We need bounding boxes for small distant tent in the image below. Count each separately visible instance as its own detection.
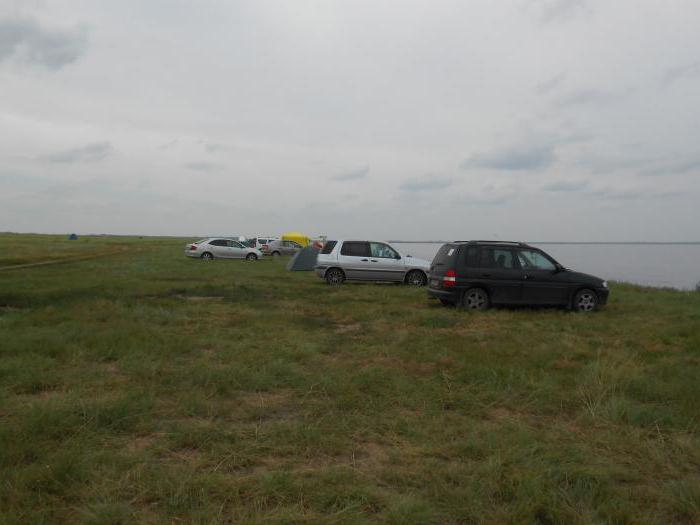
[68,233,78,240]
[286,246,319,271]
[282,231,310,247]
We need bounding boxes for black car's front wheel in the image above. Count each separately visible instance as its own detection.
[461,288,490,310]
[573,289,598,312]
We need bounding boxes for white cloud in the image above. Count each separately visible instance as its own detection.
[0,0,698,240]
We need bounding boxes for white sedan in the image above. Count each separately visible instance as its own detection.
[185,238,263,260]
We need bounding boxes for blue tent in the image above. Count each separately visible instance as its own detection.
[68,233,78,240]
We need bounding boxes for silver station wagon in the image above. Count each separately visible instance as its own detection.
[185,238,263,260]
[314,240,430,285]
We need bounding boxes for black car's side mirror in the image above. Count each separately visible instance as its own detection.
[553,263,564,273]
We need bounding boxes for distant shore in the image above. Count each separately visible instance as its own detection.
[388,240,700,245]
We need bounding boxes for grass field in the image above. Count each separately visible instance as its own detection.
[1,234,699,524]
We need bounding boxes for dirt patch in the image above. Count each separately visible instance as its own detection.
[488,407,517,421]
[352,441,392,468]
[553,358,581,370]
[335,322,363,334]
[177,295,225,302]
[240,390,293,408]
[125,433,164,453]
[17,388,64,402]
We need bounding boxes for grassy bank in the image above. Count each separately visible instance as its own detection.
[1,235,699,523]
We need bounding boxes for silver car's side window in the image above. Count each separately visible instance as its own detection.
[370,243,398,259]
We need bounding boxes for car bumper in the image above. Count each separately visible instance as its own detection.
[596,287,610,305]
[427,286,459,302]
[185,251,200,258]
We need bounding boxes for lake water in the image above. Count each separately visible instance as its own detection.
[393,242,700,291]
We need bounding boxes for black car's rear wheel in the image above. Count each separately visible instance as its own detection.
[573,289,598,312]
[461,288,489,310]
[325,268,345,285]
[405,270,427,286]
[201,252,214,260]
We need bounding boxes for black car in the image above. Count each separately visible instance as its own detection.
[427,241,609,312]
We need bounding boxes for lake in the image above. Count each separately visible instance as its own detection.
[392,242,700,291]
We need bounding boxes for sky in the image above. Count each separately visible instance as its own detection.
[1,0,699,241]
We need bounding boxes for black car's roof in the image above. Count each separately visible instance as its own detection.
[450,240,536,249]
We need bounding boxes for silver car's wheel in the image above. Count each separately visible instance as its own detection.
[271,251,281,257]
[201,252,214,260]
[325,268,345,285]
[405,270,427,286]
[246,253,257,261]
[462,288,489,310]
[573,289,598,312]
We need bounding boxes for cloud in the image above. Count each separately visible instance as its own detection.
[638,157,700,177]
[528,0,590,22]
[461,143,557,171]
[543,180,589,192]
[185,161,223,172]
[331,165,369,182]
[557,88,629,107]
[535,72,567,95]
[661,61,700,87]
[399,175,453,192]
[41,142,112,163]
[0,16,87,70]
[586,187,681,201]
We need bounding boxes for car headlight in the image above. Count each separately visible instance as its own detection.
[602,281,608,288]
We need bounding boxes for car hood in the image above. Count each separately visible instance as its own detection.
[560,269,605,286]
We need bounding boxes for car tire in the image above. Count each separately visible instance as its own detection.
[405,270,427,286]
[201,252,214,260]
[272,251,281,257]
[573,289,598,312]
[246,253,258,261]
[325,268,345,285]
[461,288,489,310]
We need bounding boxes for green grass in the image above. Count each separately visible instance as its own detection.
[1,234,699,523]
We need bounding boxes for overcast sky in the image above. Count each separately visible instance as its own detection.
[1,0,699,241]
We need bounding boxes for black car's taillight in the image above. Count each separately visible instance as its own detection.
[443,269,456,287]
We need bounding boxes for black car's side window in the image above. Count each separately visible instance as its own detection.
[340,242,371,257]
[461,247,478,267]
[477,248,516,269]
[518,250,556,271]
